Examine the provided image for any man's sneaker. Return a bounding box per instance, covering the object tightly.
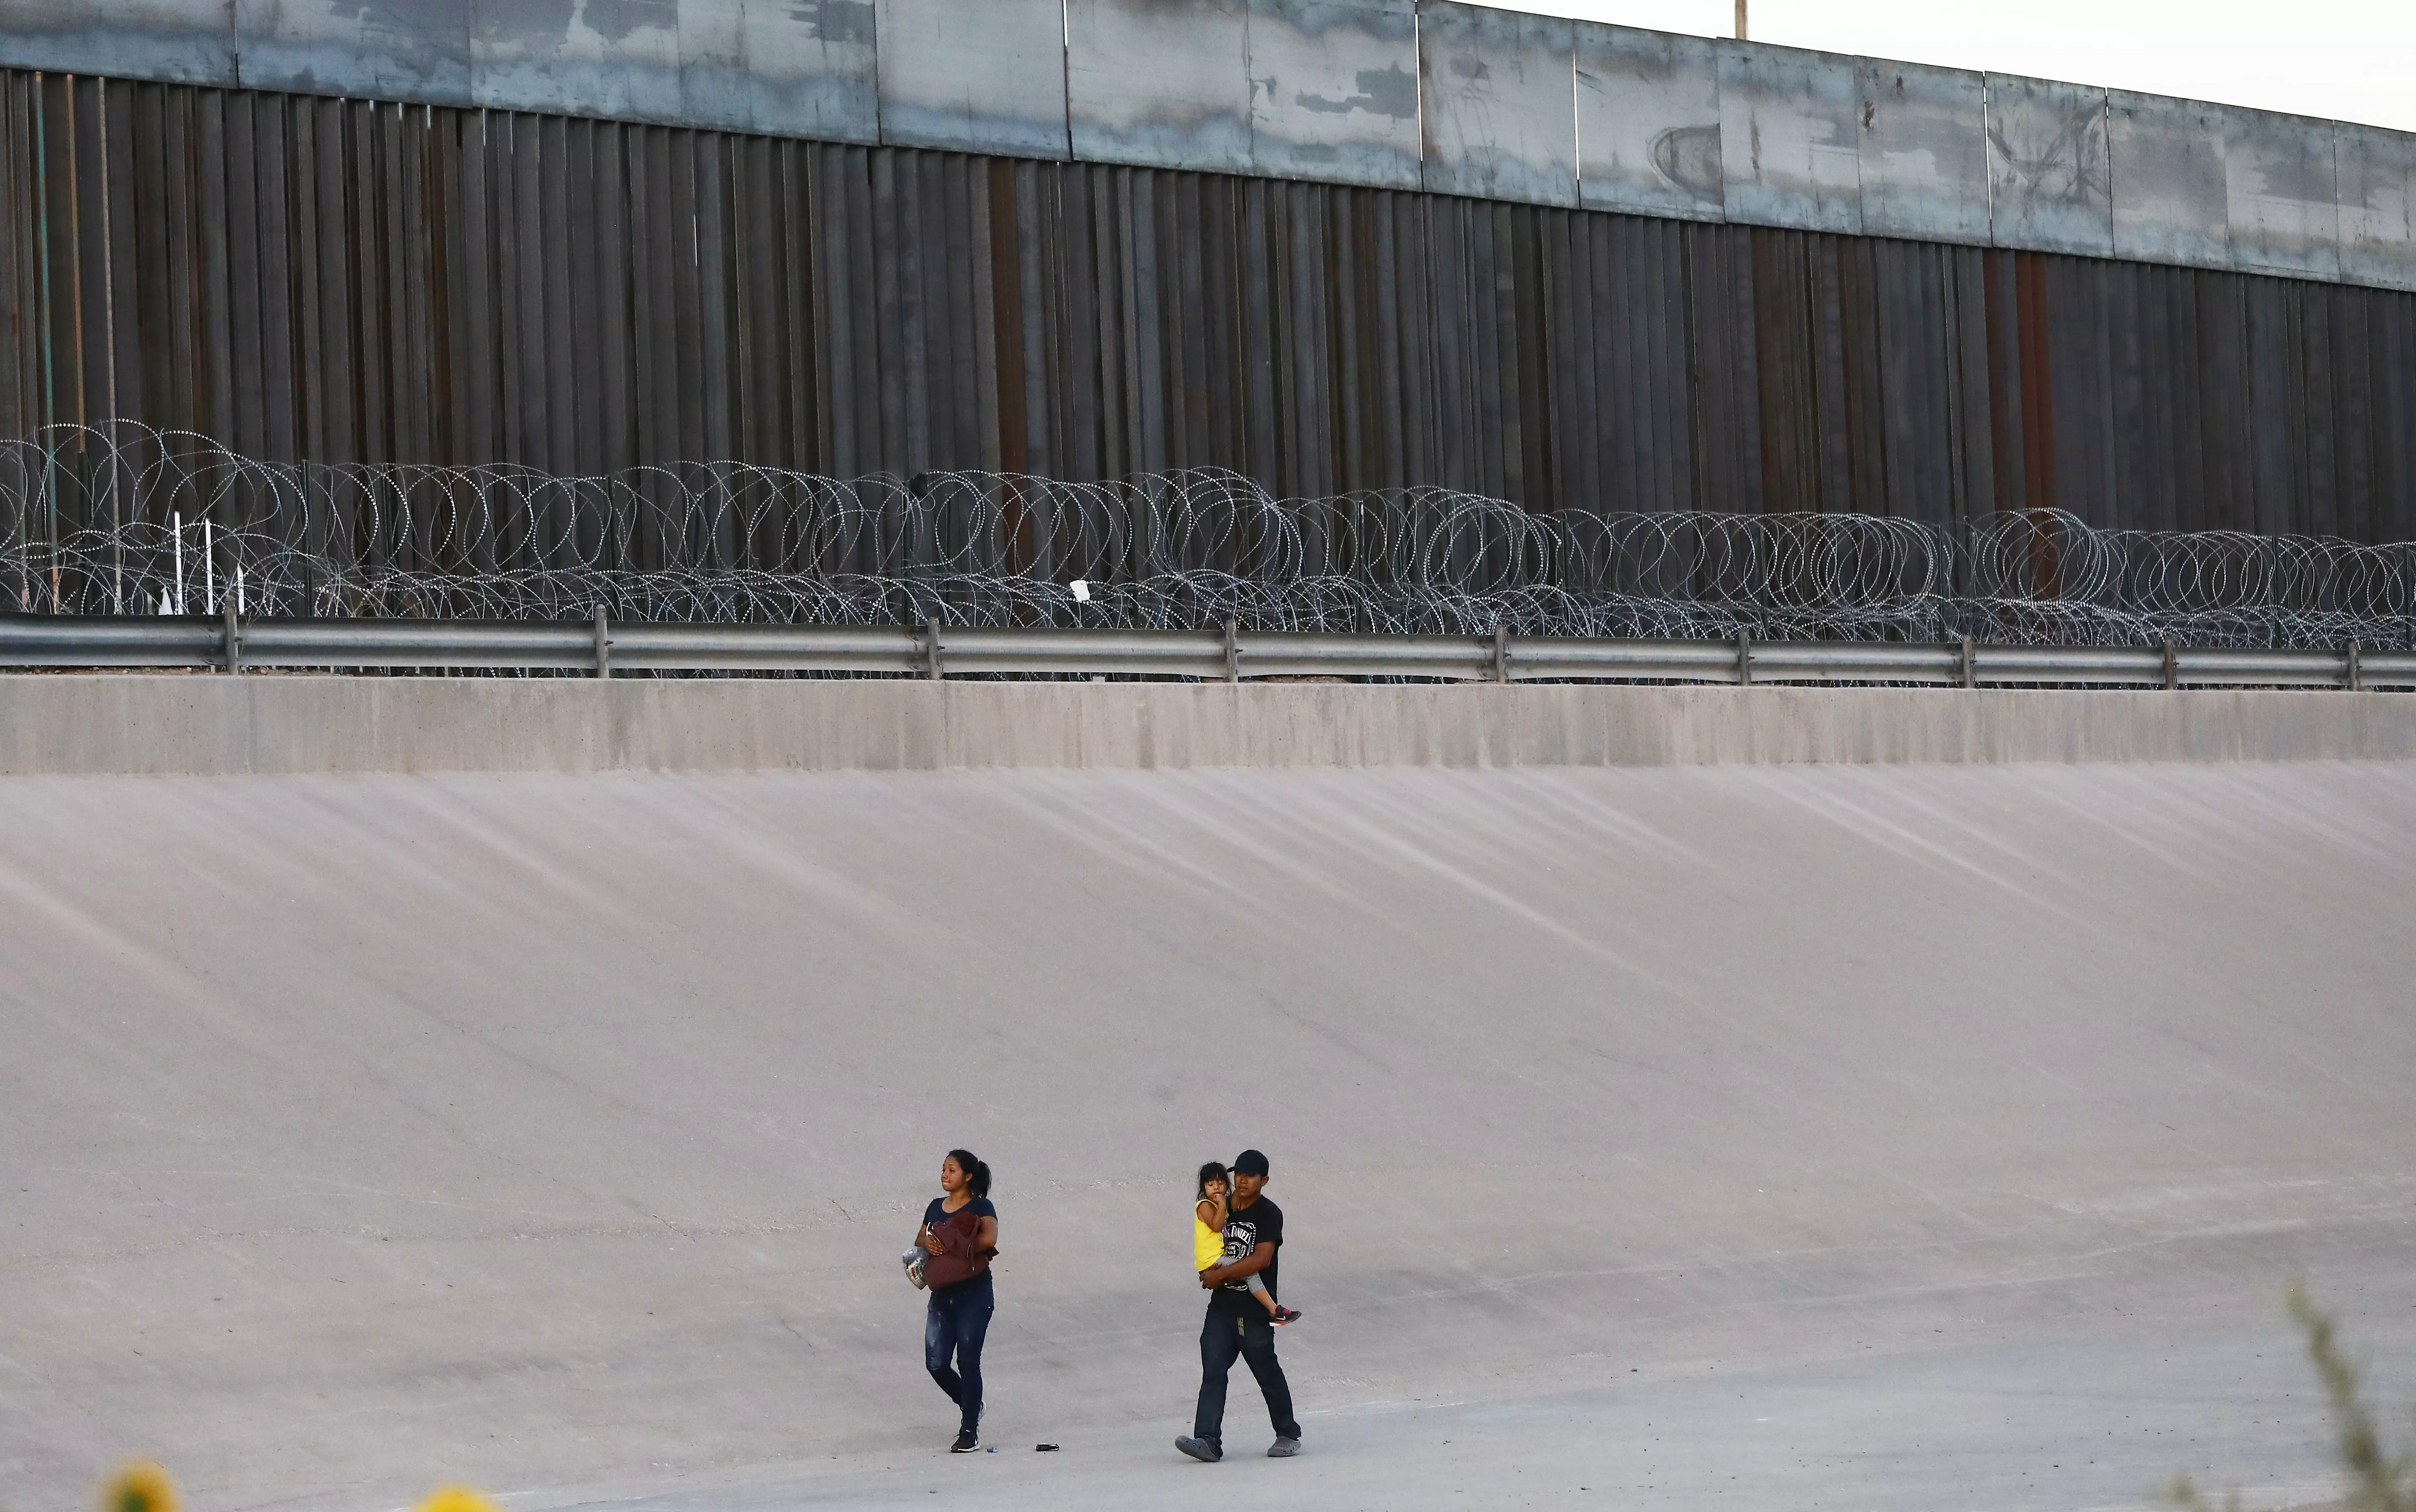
[1268,1435,1302,1457]
[1271,1306,1302,1325]
[950,1428,979,1453]
[1175,1435,1222,1463]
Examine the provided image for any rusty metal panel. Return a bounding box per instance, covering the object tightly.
[2222,107,2337,279]
[876,0,1069,159]
[232,0,472,104]
[2107,90,2228,270]
[1066,0,1251,174]
[1247,0,1419,190]
[741,0,878,139]
[1717,40,1860,234]
[0,0,237,84]
[471,0,684,121]
[1573,22,1722,222]
[1418,0,1575,207]
[1856,58,1986,245]
[1984,73,2109,257]
[2337,120,2416,292]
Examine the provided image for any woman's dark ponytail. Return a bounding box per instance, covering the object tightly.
[948,1148,992,1199]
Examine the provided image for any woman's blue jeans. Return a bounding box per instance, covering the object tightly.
[924,1272,994,1432]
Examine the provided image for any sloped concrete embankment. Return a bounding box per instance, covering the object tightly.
[4,680,2415,1508]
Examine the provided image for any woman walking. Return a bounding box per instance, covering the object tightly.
[914,1149,998,1452]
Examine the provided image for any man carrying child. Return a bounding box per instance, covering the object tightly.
[1176,1148,1303,1462]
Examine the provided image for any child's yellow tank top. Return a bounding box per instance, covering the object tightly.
[1194,1212,1225,1270]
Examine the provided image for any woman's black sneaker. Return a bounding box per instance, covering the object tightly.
[951,1428,979,1453]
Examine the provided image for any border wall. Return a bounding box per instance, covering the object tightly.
[3,2,2414,537]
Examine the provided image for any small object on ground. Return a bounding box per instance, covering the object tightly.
[901,1245,927,1290]
[1175,1435,1222,1463]
[1034,1443,1059,1452]
[1268,1436,1301,1458]
[950,1428,979,1453]
[1271,1306,1302,1325]
[101,1461,180,1512]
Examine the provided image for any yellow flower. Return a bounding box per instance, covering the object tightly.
[98,1462,178,1512]
[417,1488,503,1512]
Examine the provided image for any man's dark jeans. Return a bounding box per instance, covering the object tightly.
[1193,1292,1300,1447]
[925,1272,993,1433]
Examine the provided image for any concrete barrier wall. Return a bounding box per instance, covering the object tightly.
[1418,0,1575,206]
[6,0,2413,292]
[3,676,2412,777]
[1984,71,2114,257]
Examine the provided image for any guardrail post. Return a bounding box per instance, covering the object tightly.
[1959,634,1974,690]
[1736,630,1752,687]
[1224,620,1240,684]
[223,604,242,675]
[1493,623,1509,684]
[2348,641,2363,693]
[2161,641,2178,691]
[926,620,944,680]
[594,605,610,679]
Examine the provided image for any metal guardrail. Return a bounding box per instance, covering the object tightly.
[2,613,2413,690]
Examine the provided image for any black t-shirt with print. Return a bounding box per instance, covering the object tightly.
[1217,1194,1283,1304]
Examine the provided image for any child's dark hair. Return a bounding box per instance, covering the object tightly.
[947,1148,992,1199]
[1196,1161,1231,1202]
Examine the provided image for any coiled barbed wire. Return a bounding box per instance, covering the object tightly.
[2,423,2409,650]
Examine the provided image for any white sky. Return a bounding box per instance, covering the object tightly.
[1525,0,2416,132]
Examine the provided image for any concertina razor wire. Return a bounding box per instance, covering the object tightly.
[3,423,2411,653]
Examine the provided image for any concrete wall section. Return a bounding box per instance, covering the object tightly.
[735,0,878,140]
[1718,40,1861,234]
[668,0,752,131]
[1066,0,1251,173]
[875,0,1068,158]
[1856,58,1988,245]
[2338,120,2416,291]
[1247,0,1420,189]
[469,0,684,122]
[2222,107,2339,279]
[0,0,236,84]
[2108,90,2231,268]
[1418,0,1577,208]
[1574,22,1724,222]
[1985,72,2112,257]
[2,677,2411,777]
[233,0,472,104]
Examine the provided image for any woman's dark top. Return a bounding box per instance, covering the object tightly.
[923,1195,998,1292]
[924,1195,996,1229]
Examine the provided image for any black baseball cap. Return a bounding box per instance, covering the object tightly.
[1231,1149,1270,1176]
